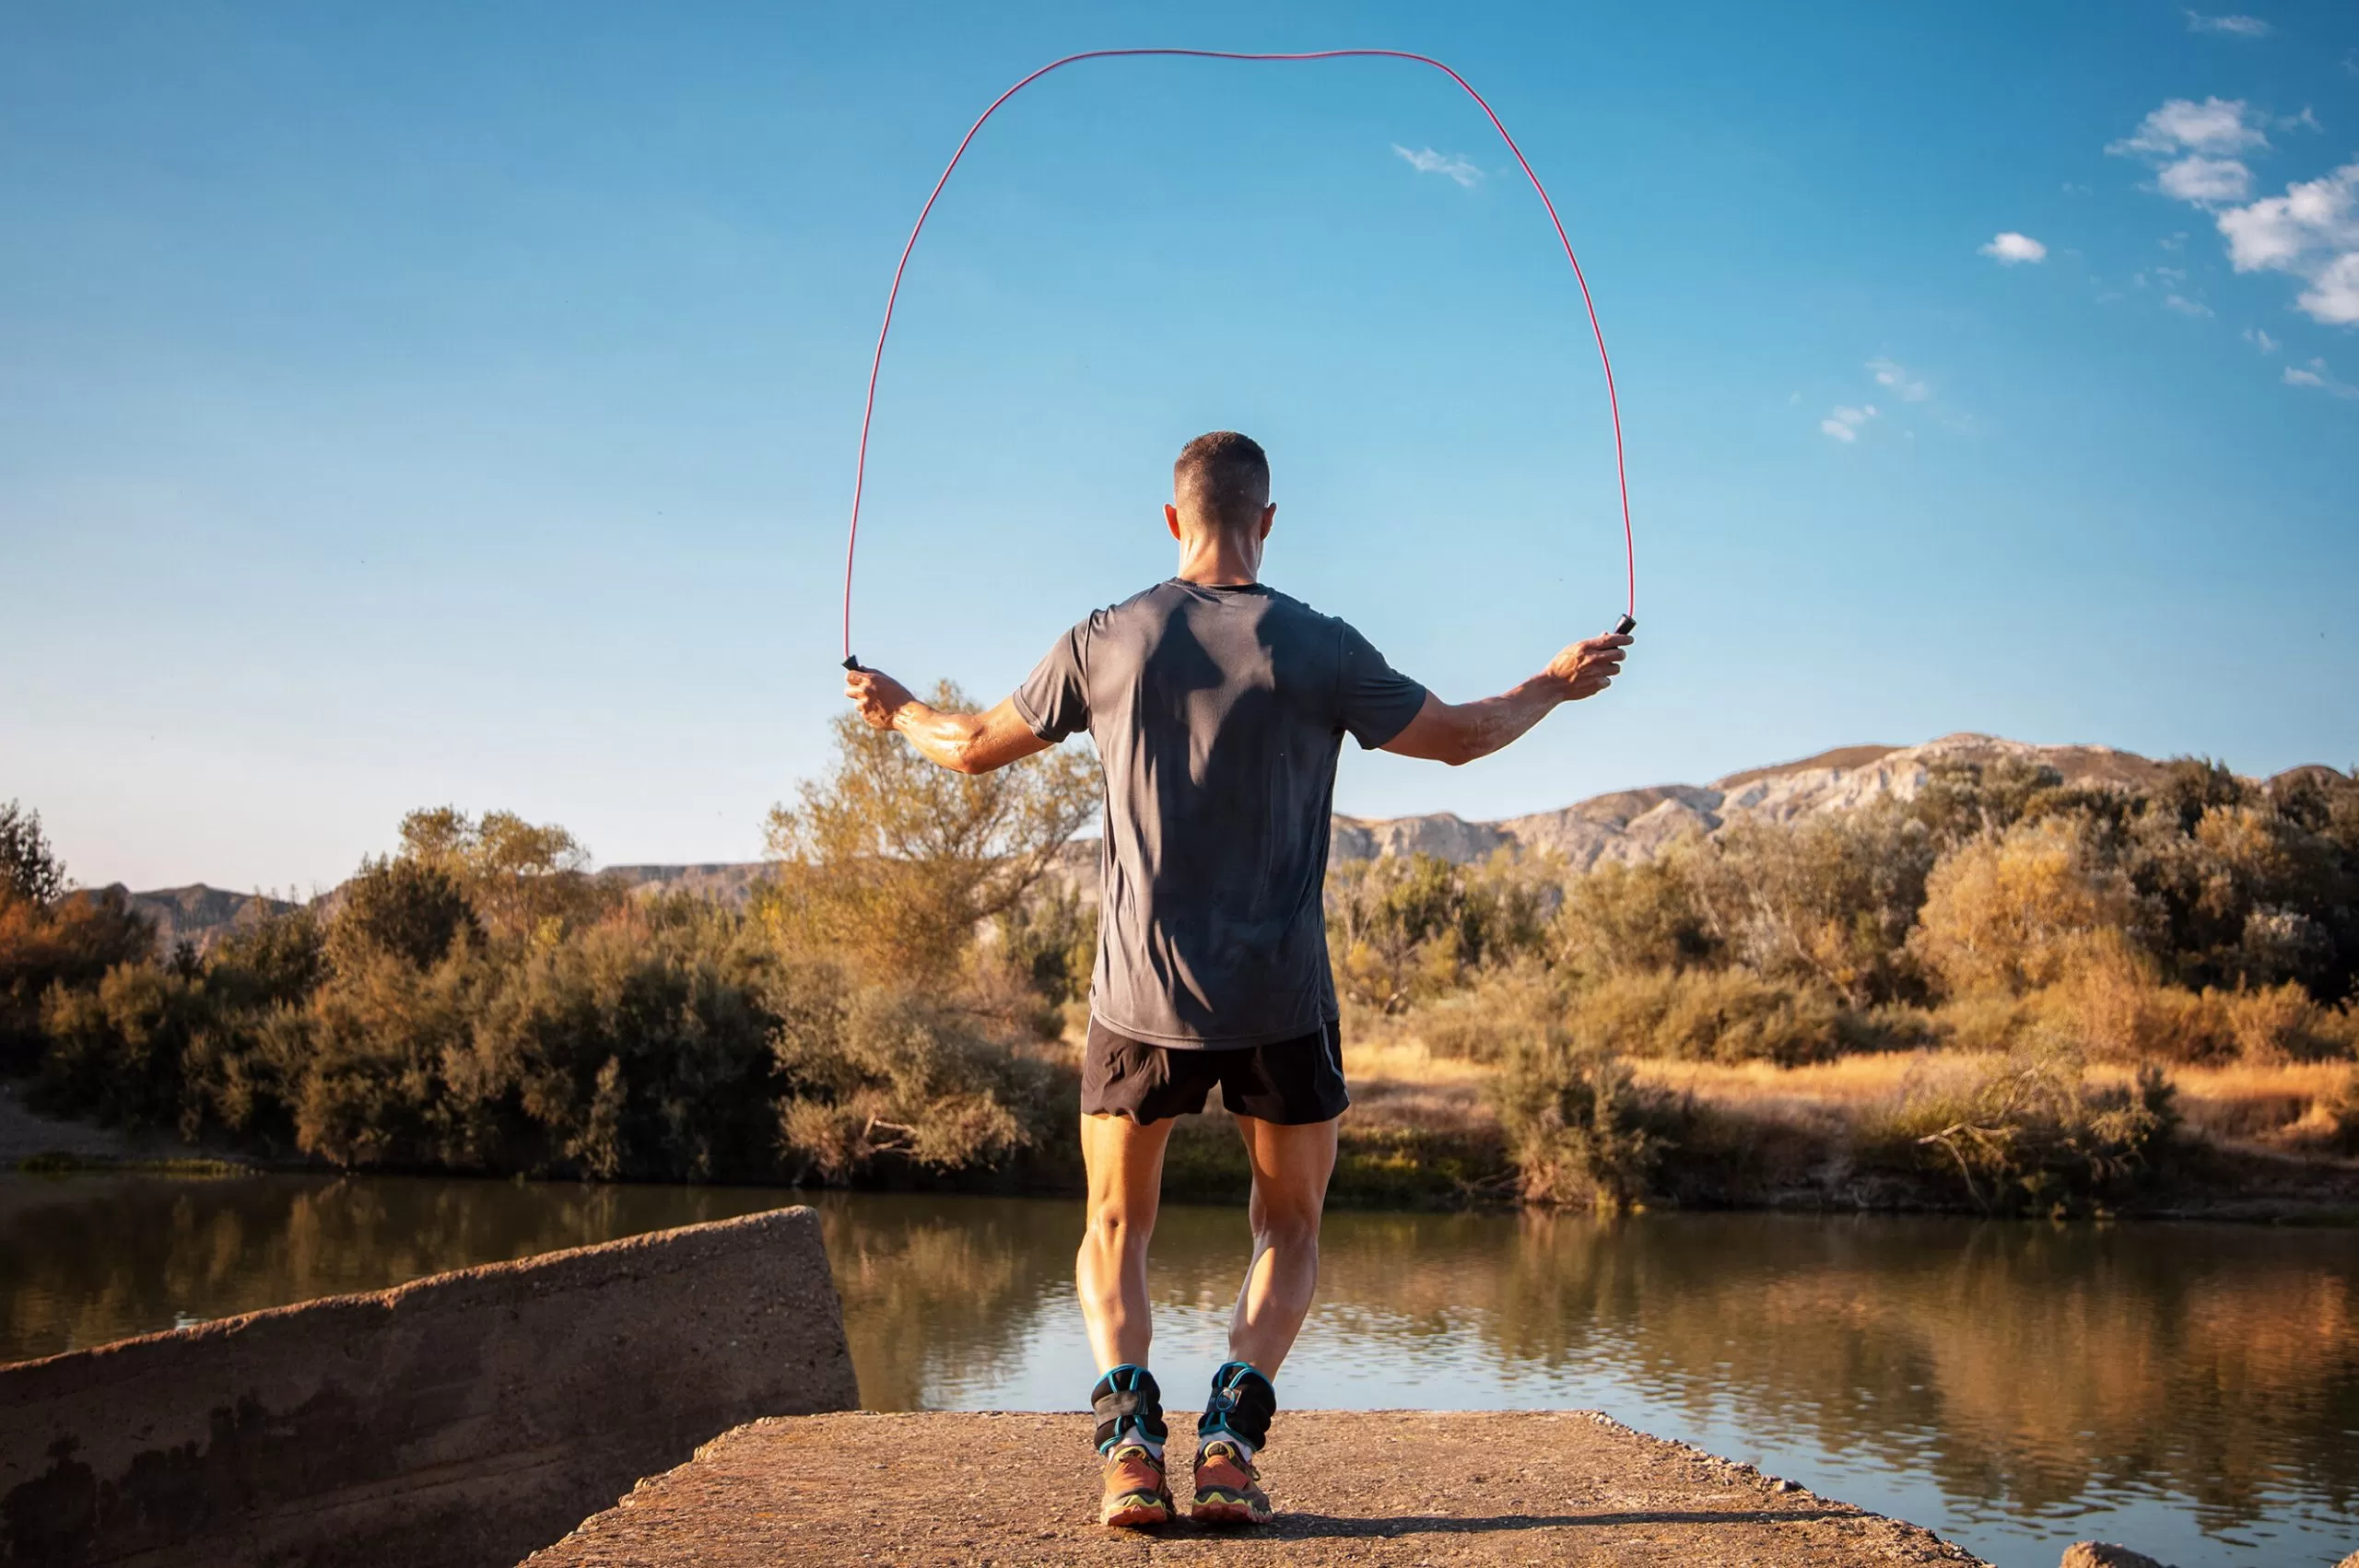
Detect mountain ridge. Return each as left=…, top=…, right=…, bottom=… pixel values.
left=96, top=733, right=2346, bottom=950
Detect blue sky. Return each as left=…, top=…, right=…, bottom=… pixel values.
left=5, top=1, right=2355, bottom=893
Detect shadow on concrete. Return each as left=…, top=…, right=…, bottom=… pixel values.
left=1204, top=1506, right=1864, bottom=1539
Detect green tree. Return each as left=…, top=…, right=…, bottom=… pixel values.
left=762, top=685, right=1099, bottom=974
left=0, top=800, right=66, bottom=905
left=396, top=807, right=613, bottom=940
left=327, top=858, right=480, bottom=973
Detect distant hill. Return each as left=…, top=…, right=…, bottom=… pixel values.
left=71, top=883, right=303, bottom=955
left=104, top=734, right=2346, bottom=950
left=1331, top=732, right=2209, bottom=874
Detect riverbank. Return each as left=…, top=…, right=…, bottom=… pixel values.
left=14, top=1039, right=2359, bottom=1222
left=525, top=1410, right=1992, bottom=1567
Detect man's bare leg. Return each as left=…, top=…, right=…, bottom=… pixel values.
left=1225, top=1113, right=1339, bottom=1374
left=1077, top=1111, right=1175, bottom=1374
left=1188, top=1112, right=1338, bottom=1527
left=1079, top=1112, right=1180, bottom=1527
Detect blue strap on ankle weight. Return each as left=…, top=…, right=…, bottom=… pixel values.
left=1090, top=1364, right=1168, bottom=1455
left=1199, top=1361, right=1275, bottom=1451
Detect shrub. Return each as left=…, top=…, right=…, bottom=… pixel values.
left=34, top=962, right=208, bottom=1130
left=1912, top=817, right=2150, bottom=998
left=325, top=859, right=479, bottom=973
left=1492, top=1026, right=1679, bottom=1210
left=450, top=908, right=784, bottom=1178
left=1687, top=807, right=1936, bottom=1006
left=1865, top=1040, right=2177, bottom=1213
left=1416, top=963, right=1563, bottom=1063
left=0, top=885, right=156, bottom=1070
left=2323, top=1069, right=2359, bottom=1156
left=773, top=973, right=1043, bottom=1182
left=1572, top=967, right=1848, bottom=1067
left=1420, top=963, right=1853, bottom=1068
left=296, top=948, right=481, bottom=1169
left=1553, top=851, right=1716, bottom=979
left=992, top=883, right=1097, bottom=1014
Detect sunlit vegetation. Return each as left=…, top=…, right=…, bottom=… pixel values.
left=0, top=696, right=1098, bottom=1183
left=1335, top=755, right=2359, bottom=1212
left=4, top=749, right=2354, bottom=1211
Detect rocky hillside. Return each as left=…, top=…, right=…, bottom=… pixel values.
left=105, top=734, right=2341, bottom=950
left=1331, top=732, right=2199, bottom=873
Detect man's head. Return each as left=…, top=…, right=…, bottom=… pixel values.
left=1170, top=431, right=1272, bottom=538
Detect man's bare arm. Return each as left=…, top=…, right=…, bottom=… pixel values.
left=1379, top=632, right=1631, bottom=767
left=843, top=667, right=1051, bottom=775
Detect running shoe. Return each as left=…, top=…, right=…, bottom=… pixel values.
left=1190, top=1437, right=1273, bottom=1526
left=1098, top=1442, right=1172, bottom=1527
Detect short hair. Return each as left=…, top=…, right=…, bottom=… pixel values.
left=1172, top=431, right=1270, bottom=535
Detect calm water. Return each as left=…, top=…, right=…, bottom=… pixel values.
left=3, top=1174, right=2353, bottom=1568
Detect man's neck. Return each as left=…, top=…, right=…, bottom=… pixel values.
left=1173, top=540, right=1261, bottom=588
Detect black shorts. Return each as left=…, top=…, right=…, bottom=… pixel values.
left=1081, top=1017, right=1350, bottom=1126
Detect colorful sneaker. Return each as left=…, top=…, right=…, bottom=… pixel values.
left=1091, top=1364, right=1172, bottom=1528
left=1099, top=1442, right=1172, bottom=1527
left=1190, top=1436, right=1273, bottom=1526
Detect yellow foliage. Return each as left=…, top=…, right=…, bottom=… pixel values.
left=1911, top=818, right=2147, bottom=997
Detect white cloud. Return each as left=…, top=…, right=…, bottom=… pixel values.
left=2109, top=97, right=2270, bottom=158
left=2158, top=155, right=2253, bottom=204
left=1980, top=231, right=2048, bottom=264
left=1820, top=404, right=1878, bottom=442
left=1391, top=145, right=1483, bottom=187
left=2216, top=160, right=2359, bottom=324
left=2281, top=107, right=2321, bottom=135
left=1867, top=357, right=1931, bottom=400
left=2185, top=10, right=2271, bottom=35
left=2164, top=293, right=2215, bottom=317
left=2283, top=357, right=2359, bottom=398
left=2244, top=326, right=2280, bottom=351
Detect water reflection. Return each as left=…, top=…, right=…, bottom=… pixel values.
left=3, top=1176, right=2353, bottom=1568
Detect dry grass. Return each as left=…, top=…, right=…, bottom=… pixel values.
left=1351, top=1022, right=2356, bottom=1156
left=1341, top=1030, right=1492, bottom=1134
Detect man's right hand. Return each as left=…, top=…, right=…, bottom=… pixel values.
left=1543, top=632, right=1633, bottom=702
left=845, top=666, right=917, bottom=730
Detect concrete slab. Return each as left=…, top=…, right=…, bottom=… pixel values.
left=525, top=1410, right=1991, bottom=1566
left=1, top=1205, right=857, bottom=1568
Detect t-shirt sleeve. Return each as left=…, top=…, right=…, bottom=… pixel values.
left=1337, top=621, right=1428, bottom=750
left=1011, top=618, right=1091, bottom=742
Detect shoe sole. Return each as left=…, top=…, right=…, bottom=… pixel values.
left=1191, top=1492, right=1272, bottom=1527
left=1101, top=1494, right=1171, bottom=1528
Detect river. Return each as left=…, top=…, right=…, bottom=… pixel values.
left=2, top=1173, right=2352, bottom=1568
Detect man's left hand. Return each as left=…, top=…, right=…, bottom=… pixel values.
left=844, top=666, right=916, bottom=730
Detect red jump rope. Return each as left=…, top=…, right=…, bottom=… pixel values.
left=839, top=49, right=1636, bottom=672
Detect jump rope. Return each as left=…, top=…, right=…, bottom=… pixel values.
left=839, top=48, right=1636, bottom=674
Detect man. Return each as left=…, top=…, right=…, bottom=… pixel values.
left=842, top=431, right=1631, bottom=1528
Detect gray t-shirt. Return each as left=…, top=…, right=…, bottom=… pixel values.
left=1013, top=579, right=1426, bottom=1047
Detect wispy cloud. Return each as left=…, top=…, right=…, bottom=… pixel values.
left=1391, top=145, right=1483, bottom=187
left=2158, top=155, right=2254, bottom=204
left=2185, top=10, right=2271, bottom=36
left=2283, top=357, right=2359, bottom=398
left=1867, top=357, right=1931, bottom=401
left=2109, top=97, right=2270, bottom=158
left=1979, top=231, right=2048, bottom=264
left=2217, top=161, right=2359, bottom=324
left=1820, top=404, right=1878, bottom=443
left=2244, top=326, right=2280, bottom=352
left=2164, top=293, right=2215, bottom=317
